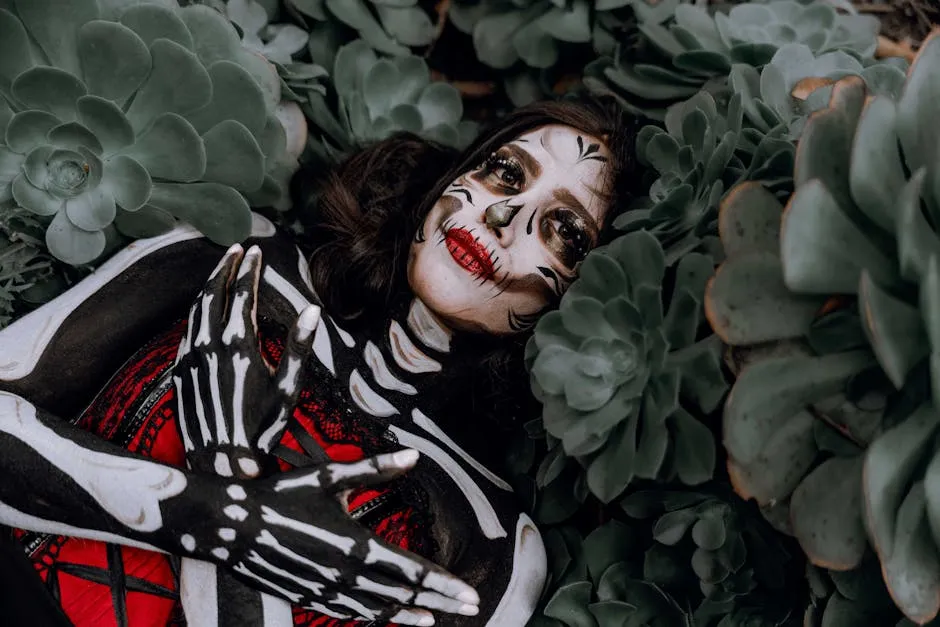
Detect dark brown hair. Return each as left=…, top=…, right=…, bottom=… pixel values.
left=291, top=94, right=640, bottom=463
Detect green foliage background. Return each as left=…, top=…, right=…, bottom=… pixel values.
left=3, top=0, right=940, bottom=625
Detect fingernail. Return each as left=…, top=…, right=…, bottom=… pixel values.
left=457, top=589, right=479, bottom=605
left=297, top=305, right=321, bottom=342
left=246, top=244, right=261, bottom=256
left=393, top=449, right=419, bottom=468
left=227, top=243, right=243, bottom=254
left=458, top=604, right=478, bottom=617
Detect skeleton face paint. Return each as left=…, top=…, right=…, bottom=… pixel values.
left=407, top=124, right=613, bottom=335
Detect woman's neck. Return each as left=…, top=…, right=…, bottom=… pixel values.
left=404, top=298, right=453, bottom=355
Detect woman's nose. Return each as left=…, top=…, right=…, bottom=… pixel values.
left=483, top=198, right=524, bottom=246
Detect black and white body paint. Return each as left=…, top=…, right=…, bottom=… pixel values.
left=0, top=215, right=547, bottom=626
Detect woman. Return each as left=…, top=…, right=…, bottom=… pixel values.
left=0, top=96, right=638, bottom=626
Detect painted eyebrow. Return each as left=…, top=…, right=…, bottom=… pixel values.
left=553, top=188, right=600, bottom=236
left=505, top=143, right=542, bottom=178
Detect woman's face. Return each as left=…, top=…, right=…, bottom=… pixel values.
left=407, top=124, right=613, bottom=335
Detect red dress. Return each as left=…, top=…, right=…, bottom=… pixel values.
left=15, top=317, right=431, bottom=627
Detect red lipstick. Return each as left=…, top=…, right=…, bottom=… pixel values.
left=444, top=228, right=495, bottom=280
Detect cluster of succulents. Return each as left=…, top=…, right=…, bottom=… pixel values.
left=0, top=0, right=295, bottom=264
left=526, top=229, right=727, bottom=503
left=585, top=0, right=882, bottom=120
left=705, top=32, right=940, bottom=624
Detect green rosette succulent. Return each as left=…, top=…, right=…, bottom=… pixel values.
left=300, top=39, right=478, bottom=165
left=584, top=0, right=880, bottom=120
left=705, top=32, right=940, bottom=623
left=0, top=0, right=293, bottom=264
left=526, top=230, right=728, bottom=503
left=226, top=0, right=309, bottom=65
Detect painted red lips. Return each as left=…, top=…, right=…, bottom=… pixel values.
left=444, top=228, right=495, bottom=280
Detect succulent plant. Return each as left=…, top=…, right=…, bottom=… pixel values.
left=584, top=0, right=881, bottom=120
left=226, top=0, right=309, bottom=64
left=0, top=212, right=57, bottom=327
left=300, top=39, right=478, bottom=165
left=705, top=32, right=940, bottom=623
left=0, top=0, right=294, bottom=264
left=285, top=0, right=436, bottom=68
left=526, top=230, right=727, bottom=503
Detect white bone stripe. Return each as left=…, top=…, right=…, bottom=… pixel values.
left=172, top=376, right=196, bottom=451
left=411, top=409, right=512, bottom=491
left=364, top=538, right=423, bottom=582
left=194, top=293, right=214, bottom=347
left=0, top=393, right=187, bottom=533
left=177, top=305, right=197, bottom=362
left=296, top=246, right=318, bottom=298
left=0, top=214, right=274, bottom=380
left=234, top=563, right=302, bottom=603
left=354, top=575, right=412, bottom=603
left=330, top=318, right=355, bottom=348
left=387, top=424, right=507, bottom=539
left=206, top=353, right=229, bottom=445
left=248, top=550, right=326, bottom=596
left=364, top=341, right=417, bottom=395
left=331, top=592, right=377, bottom=620
left=261, top=592, right=294, bottom=626
left=189, top=368, right=212, bottom=445
left=277, top=356, right=302, bottom=394
left=261, top=506, right=357, bottom=554
left=180, top=559, right=220, bottom=626
left=274, top=471, right=321, bottom=491
left=257, top=529, right=341, bottom=582
left=388, top=320, right=441, bottom=374
left=257, top=408, right=289, bottom=453
left=407, top=299, right=451, bottom=353
left=222, top=291, right=249, bottom=344
left=313, top=320, right=335, bottom=375
left=485, top=514, right=547, bottom=626
left=230, top=353, right=251, bottom=447
left=349, top=369, right=398, bottom=417
left=262, top=266, right=311, bottom=314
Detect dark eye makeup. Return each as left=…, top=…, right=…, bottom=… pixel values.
left=477, top=151, right=525, bottom=191
left=540, top=208, right=593, bottom=270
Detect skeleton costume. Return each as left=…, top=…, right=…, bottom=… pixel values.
left=0, top=215, right=547, bottom=627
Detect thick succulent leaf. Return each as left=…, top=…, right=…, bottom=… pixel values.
left=781, top=179, right=897, bottom=294
left=100, top=155, right=151, bottom=212
left=65, top=187, right=116, bottom=232
left=537, top=1, right=590, bottom=44
left=47, top=122, right=102, bottom=155
left=790, top=455, right=866, bottom=571
left=77, top=20, right=151, bottom=103
left=376, top=5, right=435, bottom=48
left=45, top=207, right=106, bottom=265
left=12, top=172, right=62, bottom=216
left=896, top=32, right=940, bottom=174
left=125, top=39, right=212, bottom=134
left=794, top=76, right=866, bottom=213
left=583, top=520, right=637, bottom=584
left=670, top=408, right=715, bottom=485
left=14, top=0, right=98, bottom=75
left=5, top=111, right=58, bottom=155
left=76, top=96, right=134, bottom=156
left=864, top=404, right=939, bottom=559
left=724, top=351, right=873, bottom=464
left=148, top=182, right=251, bottom=245
left=120, top=113, right=205, bottom=182
left=0, top=9, right=35, bottom=90
left=717, top=182, right=783, bottom=257
left=586, top=417, right=638, bottom=503
left=612, top=230, right=666, bottom=291
left=417, top=83, right=462, bottom=129
left=707, top=250, right=821, bottom=345
left=113, top=204, right=174, bottom=238
left=575, top=253, right=627, bottom=302
left=603, top=65, right=701, bottom=101
left=0, top=147, right=23, bottom=202
left=513, top=20, right=558, bottom=69
left=859, top=271, right=928, bottom=389
left=119, top=4, right=193, bottom=50
left=882, top=483, right=940, bottom=624
left=184, top=61, right=268, bottom=139
left=634, top=417, right=668, bottom=480
left=543, top=581, right=597, bottom=627
left=325, top=0, right=408, bottom=56
left=923, top=260, right=940, bottom=404
left=201, top=121, right=264, bottom=193
left=896, top=171, right=940, bottom=286
left=12, top=67, right=86, bottom=123
left=849, top=97, right=906, bottom=235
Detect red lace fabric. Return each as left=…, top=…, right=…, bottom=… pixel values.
left=17, top=319, right=428, bottom=627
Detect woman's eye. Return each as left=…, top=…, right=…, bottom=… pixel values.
left=482, top=154, right=525, bottom=190
left=541, top=209, right=592, bottom=269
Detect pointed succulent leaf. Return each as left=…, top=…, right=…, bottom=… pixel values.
left=148, top=182, right=250, bottom=245
left=543, top=581, right=597, bottom=627
left=724, top=351, right=872, bottom=464
left=849, top=97, right=906, bottom=235
left=0, top=9, right=35, bottom=89
left=14, top=0, right=99, bottom=75
left=120, top=113, right=206, bottom=182
left=670, top=408, right=715, bottom=485
left=12, top=67, right=86, bottom=123
left=864, top=404, right=939, bottom=560
left=882, top=483, right=940, bottom=625
left=634, top=418, right=669, bottom=480
left=6, top=111, right=61, bottom=155
left=76, top=96, right=134, bottom=156
left=119, top=4, right=194, bottom=50
left=100, top=155, right=151, bottom=212
left=781, top=179, right=897, bottom=294
left=77, top=20, right=151, bottom=103
left=125, top=39, right=212, bottom=133
left=790, top=455, right=866, bottom=571
left=201, top=120, right=264, bottom=193
left=859, top=271, right=928, bottom=389
left=185, top=61, right=268, bottom=138
left=44, top=208, right=105, bottom=265
left=896, top=32, right=940, bottom=173
left=586, top=418, right=638, bottom=504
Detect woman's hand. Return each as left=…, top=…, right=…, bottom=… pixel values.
left=172, top=244, right=309, bottom=478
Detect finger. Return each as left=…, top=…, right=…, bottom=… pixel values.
left=195, top=244, right=243, bottom=348
left=322, top=449, right=420, bottom=493
left=352, top=570, right=478, bottom=616
left=222, top=245, right=263, bottom=350
left=388, top=608, right=435, bottom=626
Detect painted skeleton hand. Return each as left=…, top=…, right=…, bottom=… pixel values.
left=172, top=244, right=480, bottom=624
left=173, top=244, right=306, bottom=478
